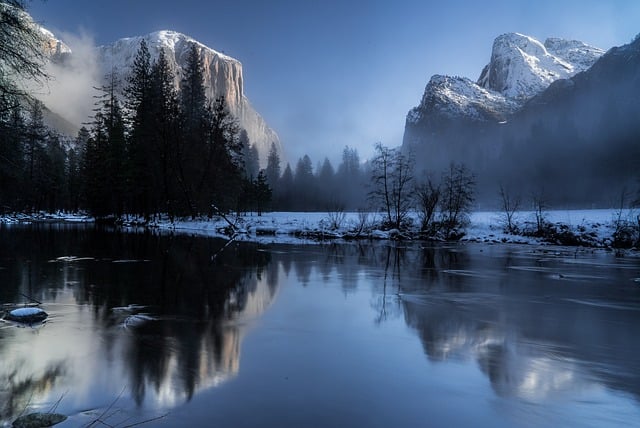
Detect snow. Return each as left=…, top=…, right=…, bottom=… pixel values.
left=0, top=209, right=634, bottom=249
left=477, top=33, right=604, bottom=100
left=416, top=75, right=520, bottom=122
left=0, top=211, right=94, bottom=225
left=144, top=209, right=633, bottom=248
left=98, top=30, right=240, bottom=73
left=411, top=33, right=604, bottom=124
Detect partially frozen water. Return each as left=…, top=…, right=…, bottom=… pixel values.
left=0, top=224, right=639, bottom=427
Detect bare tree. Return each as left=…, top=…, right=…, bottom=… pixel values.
left=368, top=143, right=414, bottom=229
left=531, top=189, right=548, bottom=236
left=440, top=163, right=475, bottom=238
left=415, top=176, right=440, bottom=233
left=499, top=183, right=520, bottom=234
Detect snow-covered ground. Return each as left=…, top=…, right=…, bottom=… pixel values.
left=0, top=211, right=94, bottom=224
left=1, top=209, right=636, bottom=248
left=148, top=209, right=636, bottom=247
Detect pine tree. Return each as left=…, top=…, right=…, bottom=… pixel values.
left=83, top=69, right=127, bottom=216
left=239, top=130, right=259, bottom=180
left=253, top=169, right=271, bottom=216
left=0, top=97, right=25, bottom=211
left=275, top=163, right=293, bottom=210
left=149, top=49, right=181, bottom=218
left=200, top=96, right=243, bottom=215
left=176, top=43, right=209, bottom=218
left=23, top=100, right=48, bottom=211
left=265, top=142, right=281, bottom=190
left=124, top=39, right=155, bottom=217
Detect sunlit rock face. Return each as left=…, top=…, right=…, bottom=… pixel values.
left=97, top=30, right=283, bottom=166
left=477, top=33, right=603, bottom=100
left=39, top=27, right=72, bottom=61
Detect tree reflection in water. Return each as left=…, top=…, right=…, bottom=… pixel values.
left=0, top=227, right=639, bottom=425
left=0, top=224, right=276, bottom=423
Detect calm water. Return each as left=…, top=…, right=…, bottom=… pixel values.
left=1, top=224, right=639, bottom=427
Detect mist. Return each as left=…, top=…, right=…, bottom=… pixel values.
left=35, top=31, right=101, bottom=129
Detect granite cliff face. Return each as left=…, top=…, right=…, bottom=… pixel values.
left=97, top=31, right=282, bottom=166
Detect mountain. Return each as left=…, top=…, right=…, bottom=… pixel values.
left=403, top=33, right=639, bottom=206
left=405, top=33, right=603, bottom=134
left=96, top=30, right=282, bottom=166
left=477, top=33, right=603, bottom=100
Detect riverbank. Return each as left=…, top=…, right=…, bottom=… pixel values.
left=2, top=209, right=637, bottom=250
left=146, top=209, right=636, bottom=249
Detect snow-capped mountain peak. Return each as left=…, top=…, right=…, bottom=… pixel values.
left=407, top=75, right=519, bottom=124
left=477, top=32, right=604, bottom=100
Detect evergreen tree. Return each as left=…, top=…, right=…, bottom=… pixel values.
left=66, top=127, right=89, bottom=212
left=177, top=42, right=209, bottom=217
left=124, top=39, right=155, bottom=218
left=316, top=157, right=337, bottom=209
left=199, top=96, right=243, bottom=215
left=82, top=111, right=110, bottom=216
left=23, top=100, right=48, bottom=210
left=276, top=162, right=293, bottom=210
left=293, top=154, right=315, bottom=210
left=253, top=169, right=271, bottom=216
left=239, top=130, right=259, bottom=180
left=149, top=49, right=181, bottom=218
left=0, top=97, right=25, bottom=211
left=83, top=70, right=127, bottom=216
left=265, top=142, right=281, bottom=190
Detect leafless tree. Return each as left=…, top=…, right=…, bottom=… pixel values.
left=531, top=189, right=548, bottom=236
left=368, top=143, right=414, bottom=229
left=498, top=183, right=520, bottom=234
left=415, top=176, right=440, bottom=232
left=440, top=163, right=475, bottom=237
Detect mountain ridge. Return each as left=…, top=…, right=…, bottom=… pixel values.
left=402, top=32, right=639, bottom=206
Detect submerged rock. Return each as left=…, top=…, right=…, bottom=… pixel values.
left=12, top=412, right=66, bottom=427
left=4, top=307, right=48, bottom=324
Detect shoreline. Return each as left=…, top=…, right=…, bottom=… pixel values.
left=3, top=209, right=636, bottom=251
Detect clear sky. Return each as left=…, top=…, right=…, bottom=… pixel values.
left=28, top=0, right=640, bottom=166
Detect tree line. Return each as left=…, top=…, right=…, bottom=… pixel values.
left=1, top=34, right=274, bottom=219
left=0, top=3, right=478, bottom=234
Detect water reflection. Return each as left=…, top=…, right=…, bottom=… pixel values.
left=1, top=227, right=639, bottom=426
left=0, top=224, right=276, bottom=423
left=270, top=242, right=640, bottom=404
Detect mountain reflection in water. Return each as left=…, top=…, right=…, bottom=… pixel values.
left=0, top=226, right=639, bottom=427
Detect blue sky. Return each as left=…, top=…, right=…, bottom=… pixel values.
left=29, top=0, right=640, bottom=166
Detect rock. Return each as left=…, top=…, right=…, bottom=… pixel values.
left=4, top=307, right=48, bottom=324
left=12, top=412, right=66, bottom=428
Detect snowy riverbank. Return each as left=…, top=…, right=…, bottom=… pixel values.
left=1, top=209, right=637, bottom=249
left=147, top=209, right=636, bottom=248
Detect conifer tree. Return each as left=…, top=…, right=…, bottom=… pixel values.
left=149, top=49, right=181, bottom=218
left=265, top=142, right=281, bottom=190
left=124, top=39, right=155, bottom=217
left=83, top=70, right=127, bottom=216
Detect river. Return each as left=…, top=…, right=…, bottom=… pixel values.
left=0, top=224, right=639, bottom=427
